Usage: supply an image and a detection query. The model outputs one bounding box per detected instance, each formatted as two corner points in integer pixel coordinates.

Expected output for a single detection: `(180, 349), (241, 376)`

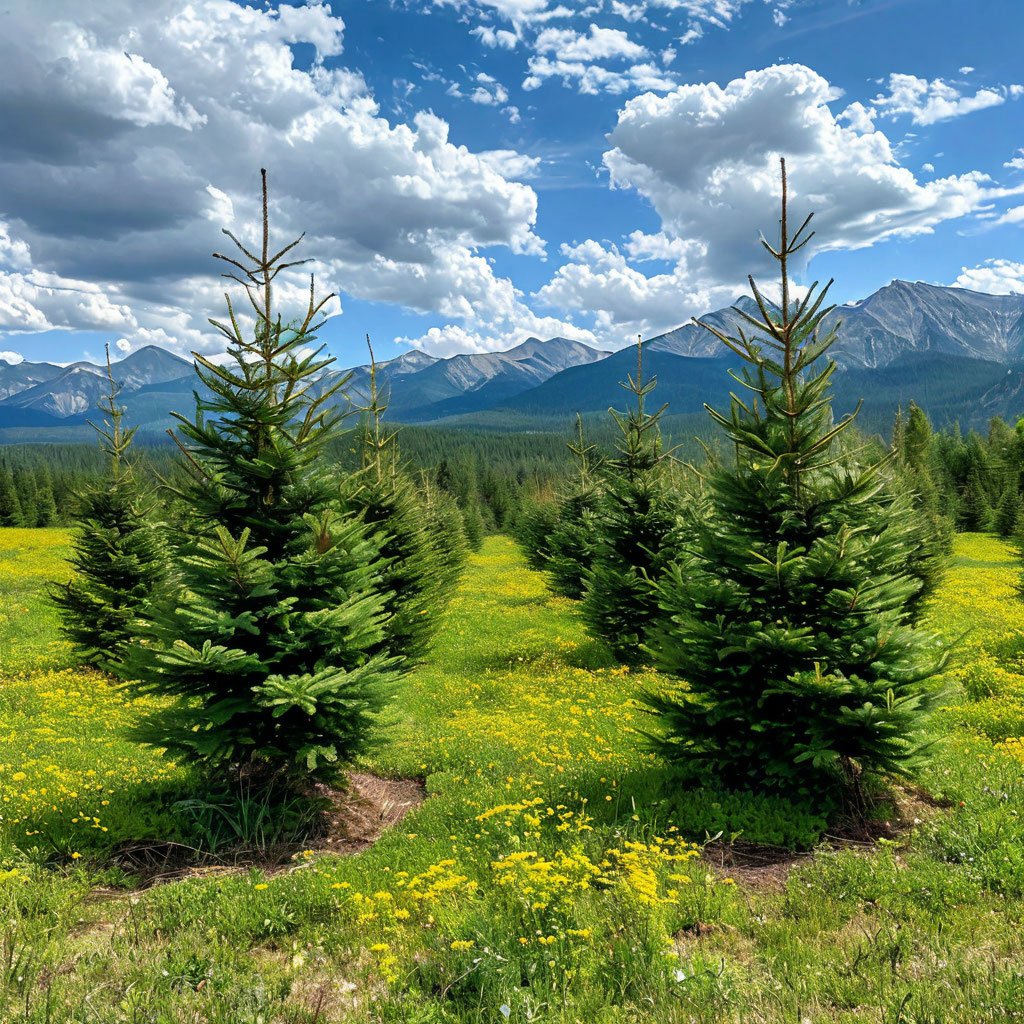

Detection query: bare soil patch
(701, 782), (952, 892)
(702, 840), (811, 891)
(315, 771), (425, 855)
(109, 771), (425, 885)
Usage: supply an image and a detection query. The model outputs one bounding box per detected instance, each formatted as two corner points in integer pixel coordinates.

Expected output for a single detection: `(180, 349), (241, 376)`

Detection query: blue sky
(0, 0), (1022, 370)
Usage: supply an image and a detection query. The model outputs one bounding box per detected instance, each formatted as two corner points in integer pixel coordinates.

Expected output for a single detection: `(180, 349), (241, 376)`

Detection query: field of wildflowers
(4, 530), (1024, 1021)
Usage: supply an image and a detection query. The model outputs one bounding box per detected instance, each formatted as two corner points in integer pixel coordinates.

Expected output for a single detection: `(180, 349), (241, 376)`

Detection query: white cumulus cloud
(523, 55), (676, 94)
(953, 260), (1024, 295)
(534, 24), (649, 62)
(0, 0), (549, 358)
(535, 63), (1023, 347)
(535, 238), (734, 344)
(870, 73), (1018, 126)
(471, 24), (519, 47)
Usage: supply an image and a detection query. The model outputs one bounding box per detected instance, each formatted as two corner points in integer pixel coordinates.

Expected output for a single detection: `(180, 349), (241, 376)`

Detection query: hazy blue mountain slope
(651, 282), (1024, 368)
(3, 282), (1024, 439)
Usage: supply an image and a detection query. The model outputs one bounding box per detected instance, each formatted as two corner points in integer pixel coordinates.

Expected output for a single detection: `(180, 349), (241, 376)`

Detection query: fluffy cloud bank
(535, 63), (1023, 343)
(0, 220), (136, 335)
(861, 73), (1022, 127)
(437, 0), (791, 97)
(953, 259), (1024, 296)
(0, 0), (574, 356)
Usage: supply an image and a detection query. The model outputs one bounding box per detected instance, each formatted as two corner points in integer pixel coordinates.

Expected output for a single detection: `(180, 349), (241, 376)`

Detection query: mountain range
(652, 281), (1024, 368)
(2, 280), (1023, 442)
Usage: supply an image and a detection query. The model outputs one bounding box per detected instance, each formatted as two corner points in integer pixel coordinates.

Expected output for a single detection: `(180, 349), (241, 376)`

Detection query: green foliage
(0, 464), (22, 526)
(665, 780), (831, 850)
(925, 418), (1024, 534)
(340, 345), (457, 663)
(545, 489), (601, 600)
(423, 484), (468, 594)
(893, 403), (952, 605)
(645, 160), (947, 795)
(168, 777), (326, 855)
(510, 417), (605, 589)
(342, 469), (443, 661)
(513, 500), (558, 572)
(581, 343), (685, 663)
(49, 348), (167, 669)
(33, 466), (58, 526)
(121, 171), (398, 780)
(993, 472), (1022, 537)
(459, 495), (486, 551)
(537, 415), (604, 600)
(12, 467), (36, 527)
(11, 529), (1024, 1023)
(961, 465), (994, 531)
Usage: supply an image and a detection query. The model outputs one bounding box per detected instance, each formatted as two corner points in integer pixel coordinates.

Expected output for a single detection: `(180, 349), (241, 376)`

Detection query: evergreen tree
(581, 339), (685, 664)
(340, 341), (447, 662)
(14, 468), (37, 527)
(121, 170), (398, 781)
(891, 406), (905, 463)
(34, 465), (58, 526)
(0, 466), (23, 526)
(988, 416), (1017, 481)
(420, 478), (468, 596)
(480, 467), (515, 529)
(897, 405), (940, 513)
(892, 402), (950, 607)
(436, 457), (475, 508)
(966, 432), (997, 502)
(513, 498), (558, 573)
(645, 159), (947, 796)
(993, 472), (1022, 537)
(546, 494), (600, 599)
(544, 415), (604, 599)
(961, 465), (993, 531)
(49, 347), (167, 668)
(460, 497), (486, 552)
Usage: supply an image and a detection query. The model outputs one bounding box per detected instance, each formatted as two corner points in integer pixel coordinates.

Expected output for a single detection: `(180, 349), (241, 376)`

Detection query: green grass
(3, 530), (1024, 1021)
(0, 528), (80, 676)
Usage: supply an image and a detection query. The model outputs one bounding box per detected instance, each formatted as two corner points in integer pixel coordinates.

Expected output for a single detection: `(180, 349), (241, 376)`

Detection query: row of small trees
(52, 172), (467, 787)
(0, 464), (59, 527)
(519, 161), (948, 799)
(52, 163), (950, 806)
(896, 406), (1024, 539)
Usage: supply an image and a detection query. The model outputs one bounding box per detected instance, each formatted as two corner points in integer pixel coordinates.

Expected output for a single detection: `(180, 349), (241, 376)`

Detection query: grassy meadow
(3, 529), (1024, 1021)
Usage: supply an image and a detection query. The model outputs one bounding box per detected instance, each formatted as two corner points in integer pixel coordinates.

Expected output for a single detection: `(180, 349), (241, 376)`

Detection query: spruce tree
(420, 477), (468, 596)
(993, 472), (1022, 537)
(961, 465), (993, 532)
(988, 416), (1017, 480)
(460, 497), (486, 552)
(49, 347), (167, 668)
(14, 468), (37, 527)
(897, 405), (940, 513)
(514, 501), (559, 573)
(581, 340), (685, 664)
(645, 159), (947, 796)
(0, 466), (22, 526)
(34, 466), (58, 527)
(544, 415), (603, 599)
(339, 341), (447, 662)
(892, 402), (950, 607)
(121, 170), (398, 780)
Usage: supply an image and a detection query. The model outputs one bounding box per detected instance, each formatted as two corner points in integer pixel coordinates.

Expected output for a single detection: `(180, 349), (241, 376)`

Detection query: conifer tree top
(695, 157), (863, 501)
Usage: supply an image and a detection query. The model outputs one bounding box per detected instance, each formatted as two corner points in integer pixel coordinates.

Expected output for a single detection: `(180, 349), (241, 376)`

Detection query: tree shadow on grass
(13, 769), (425, 885)
(563, 763), (835, 853)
